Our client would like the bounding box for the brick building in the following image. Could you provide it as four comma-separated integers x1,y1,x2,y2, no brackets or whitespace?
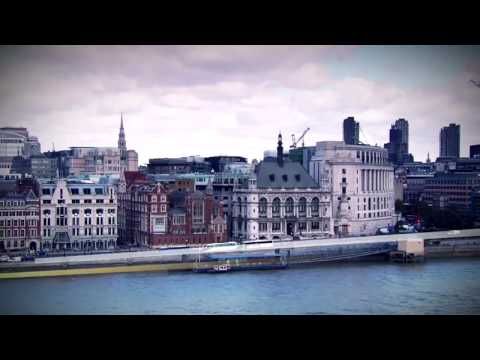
0,189,40,252
118,172,227,247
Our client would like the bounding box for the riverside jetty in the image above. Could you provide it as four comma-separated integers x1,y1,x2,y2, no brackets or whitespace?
1,229,480,279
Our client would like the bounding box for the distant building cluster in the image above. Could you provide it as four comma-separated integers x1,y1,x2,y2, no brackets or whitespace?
1,113,479,254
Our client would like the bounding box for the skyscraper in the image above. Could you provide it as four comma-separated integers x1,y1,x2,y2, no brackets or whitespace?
394,118,409,154
440,123,460,158
343,117,360,145
387,126,403,164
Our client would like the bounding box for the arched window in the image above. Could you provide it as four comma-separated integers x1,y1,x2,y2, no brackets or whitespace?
299,197,306,216
311,197,319,216
272,198,281,217
285,197,294,215
237,197,242,216
259,198,267,216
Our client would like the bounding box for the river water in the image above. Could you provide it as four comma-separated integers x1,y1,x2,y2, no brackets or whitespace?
1,257,479,315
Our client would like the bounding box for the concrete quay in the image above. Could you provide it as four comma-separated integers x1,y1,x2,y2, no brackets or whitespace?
1,229,480,279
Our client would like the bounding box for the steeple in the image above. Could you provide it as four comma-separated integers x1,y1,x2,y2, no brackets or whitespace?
277,132,284,167
118,113,127,161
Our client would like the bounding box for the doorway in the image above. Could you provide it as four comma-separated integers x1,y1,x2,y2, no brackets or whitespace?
287,222,294,236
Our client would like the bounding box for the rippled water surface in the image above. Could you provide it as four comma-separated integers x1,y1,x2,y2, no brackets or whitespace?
1,258,480,314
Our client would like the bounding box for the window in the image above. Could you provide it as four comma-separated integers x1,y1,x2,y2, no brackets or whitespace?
299,222,306,230
272,198,281,216
193,202,204,223
311,197,319,214
161,204,166,212
285,198,294,214
312,221,320,230
173,215,185,225
96,199,104,204
70,188,79,195
272,222,281,232
95,188,103,195
84,199,92,204
83,188,91,195
43,200,51,204
72,199,80,204
298,197,306,214
259,198,267,216
42,188,51,195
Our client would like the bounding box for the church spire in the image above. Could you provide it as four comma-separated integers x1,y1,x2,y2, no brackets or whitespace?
118,113,127,161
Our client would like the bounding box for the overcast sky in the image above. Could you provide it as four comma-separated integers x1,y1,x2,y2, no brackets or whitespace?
1,45,479,165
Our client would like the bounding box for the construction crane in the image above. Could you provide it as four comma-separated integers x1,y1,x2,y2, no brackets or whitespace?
471,80,480,88
290,128,310,149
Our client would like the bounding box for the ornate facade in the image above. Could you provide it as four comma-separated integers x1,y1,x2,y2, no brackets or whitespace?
39,177,118,251
232,134,333,242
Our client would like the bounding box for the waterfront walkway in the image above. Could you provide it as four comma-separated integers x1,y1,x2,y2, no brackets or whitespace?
13,228,480,267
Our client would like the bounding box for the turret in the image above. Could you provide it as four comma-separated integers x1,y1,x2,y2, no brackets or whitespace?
277,132,284,167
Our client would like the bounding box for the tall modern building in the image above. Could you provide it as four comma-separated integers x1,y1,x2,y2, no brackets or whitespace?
440,123,460,158
385,126,403,165
384,119,413,166
395,118,409,154
343,117,360,145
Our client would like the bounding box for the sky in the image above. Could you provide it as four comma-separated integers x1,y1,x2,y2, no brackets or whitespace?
0,45,479,165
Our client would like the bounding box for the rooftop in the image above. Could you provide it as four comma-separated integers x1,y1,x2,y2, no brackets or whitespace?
255,158,319,189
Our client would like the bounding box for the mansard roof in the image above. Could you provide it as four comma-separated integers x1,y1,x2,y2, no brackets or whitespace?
255,158,319,189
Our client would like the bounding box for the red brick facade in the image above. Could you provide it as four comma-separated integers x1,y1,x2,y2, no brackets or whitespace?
118,172,227,247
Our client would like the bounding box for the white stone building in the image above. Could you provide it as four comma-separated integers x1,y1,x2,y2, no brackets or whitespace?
232,135,333,242
39,177,118,251
310,141,395,236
